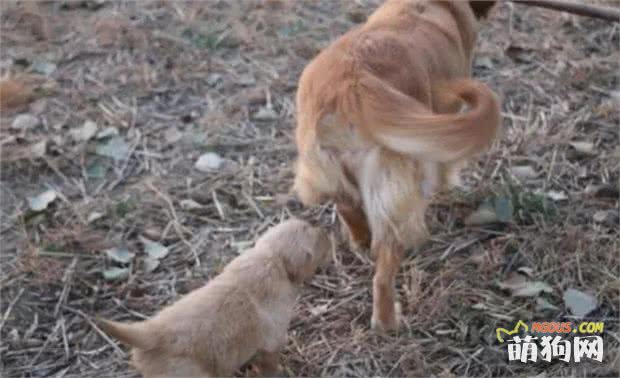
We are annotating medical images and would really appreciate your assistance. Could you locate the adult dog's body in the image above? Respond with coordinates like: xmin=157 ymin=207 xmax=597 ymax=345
xmin=294 ymin=0 xmax=499 ymax=331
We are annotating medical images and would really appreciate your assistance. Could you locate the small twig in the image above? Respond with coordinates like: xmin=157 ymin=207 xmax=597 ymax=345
xmin=212 ymin=189 xmax=226 ymax=220
xmin=60 ymin=317 xmax=70 ymax=359
xmin=0 ymin=288 xmax=25 ymax=333
xmin=439 ymin=237 xmax=485 ymax=261
xmin=152 ymin=30 xmax=192 ymax=47
xmin=290 ymin=291 xmax=365 ymax=330
xmin=511 ymin=0 xmax=620 ymax=23
xmin=62 ymin=306 xmax=126 ymax=357
xmin=111 ymin=298 xmax=149 ymax=320
xmin=147 ymin=181 xmax=200 ymax=266
xmin=242 ymin=191 xmax=265 ymax=219
xmin=54 ymin=257 xmax=77 ymax=317
xmin=28 ymin=322 xmax=62 ymax=368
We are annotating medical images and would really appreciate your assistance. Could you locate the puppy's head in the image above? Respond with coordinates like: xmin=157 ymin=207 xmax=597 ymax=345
xmin=468 ymin=1 xmax=497 ymax=19
xmin=255 ymin=218 xmax=332 ymax=284
xmin=98 ymin=318 xmax=204 ymax=377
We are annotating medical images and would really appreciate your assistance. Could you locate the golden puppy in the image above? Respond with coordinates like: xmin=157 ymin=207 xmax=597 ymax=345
xmin=99 ymin=219 xmax=332 ymax=377
xmin=294 ymin=0 xmax=500 ymax=332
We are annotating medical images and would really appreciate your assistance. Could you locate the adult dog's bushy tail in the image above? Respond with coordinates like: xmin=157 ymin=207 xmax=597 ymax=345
xmin=337 ymin=73 xmax=501 ymax=162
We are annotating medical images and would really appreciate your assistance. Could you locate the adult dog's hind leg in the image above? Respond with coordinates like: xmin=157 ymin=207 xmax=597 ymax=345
xmin=360 ymin=151 xmax=428 ymax=332
xmin=371 ymin=241 xmax=404 ymax=332
xmin=337 ymin=202 xmax=371 ymax=251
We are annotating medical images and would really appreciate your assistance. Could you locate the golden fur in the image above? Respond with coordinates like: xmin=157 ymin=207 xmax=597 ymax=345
xmin=99 ymin=219 xmax=332 ymax=377
xmin=293 ymin=0 xmax=499 ymax=331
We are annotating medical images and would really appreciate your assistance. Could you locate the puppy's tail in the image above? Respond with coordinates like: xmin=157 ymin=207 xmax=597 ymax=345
xmin=338 ymin=73 xmax=501 ymax=162
xmin=97 ymin=317 xmax=157 ymax=350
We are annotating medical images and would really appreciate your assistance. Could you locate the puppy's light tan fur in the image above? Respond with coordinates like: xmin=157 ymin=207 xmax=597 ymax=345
xmin=294 ymin=0 xmax=499 ymax=332
xmin=99 ymin=219 xmax=332 ymax=378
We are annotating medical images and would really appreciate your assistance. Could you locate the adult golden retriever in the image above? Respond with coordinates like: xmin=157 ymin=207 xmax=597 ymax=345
xmin=294 ymin=0 xmax=499 ymax=332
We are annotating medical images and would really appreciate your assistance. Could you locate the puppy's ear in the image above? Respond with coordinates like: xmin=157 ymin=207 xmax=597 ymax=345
xmin=282 ymin=247 xmax=314 ymax=284
xmin=312 ymin=227 xmax=333 ymax=269
xmin=469 ymin=1 xmax=496 ymax=19
xmin=282 ymin=227 xmax=332 ymax=284
xmin=98 ymin=318 xmax=157 ymax=350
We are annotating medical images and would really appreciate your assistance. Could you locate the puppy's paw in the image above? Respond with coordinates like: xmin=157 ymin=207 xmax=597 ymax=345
xmin=370 ymin=302 xmax=402 ymax=333
xmin=249 ymin=351 xmax=281 ymax=377
xmin=249 ymin=364 xmax=281 ymax=378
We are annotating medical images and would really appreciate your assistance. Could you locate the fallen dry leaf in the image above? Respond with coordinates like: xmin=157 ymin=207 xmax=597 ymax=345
xmin=569 ymin=141 xmax=595 ymax=155
xmin=546 ymin=190 xmax=568 ymax=202
xmin=465 ymin=205 xmax=498 ymax=226
xmin=95 ymin=136 xmax=131 ymax=160
xmin=102 ymin=267 xmax=130 ymax=281
xmin=27 ymin=189 xmax=57 ymax=212
xmin=11 ymin=114 xmax=39 ymax=130
xmin=105 ymin=247 xmax=135 ymax=264
xmin=563 ymin=288 xmax=597 ymax=318
xmin=498 ymin=272 xmax=553 ymax=297
xmin=139 ymin=236 xmax=169 ymax=260
xmin=510 ymin=165 xmax=537 ymax=180
xmin=195 ymin=152 xmax=223 ymax=172
xmin=70 ymin=120 xmax=98 ymax=142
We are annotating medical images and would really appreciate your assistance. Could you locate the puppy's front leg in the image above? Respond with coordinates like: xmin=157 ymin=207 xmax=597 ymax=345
xmin=251 ymin=350 xmax=281 ymax=377
xmin=371 ymin=242 xmax=404 ymax=332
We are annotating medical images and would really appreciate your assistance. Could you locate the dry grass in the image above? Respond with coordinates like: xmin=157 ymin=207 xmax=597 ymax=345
xmin=1 ymin=1 xmax=618 ymax=377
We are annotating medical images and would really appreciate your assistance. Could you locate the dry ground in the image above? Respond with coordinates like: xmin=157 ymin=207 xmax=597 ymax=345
xmin=1 ymin=1 xmax=619 ymax=377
